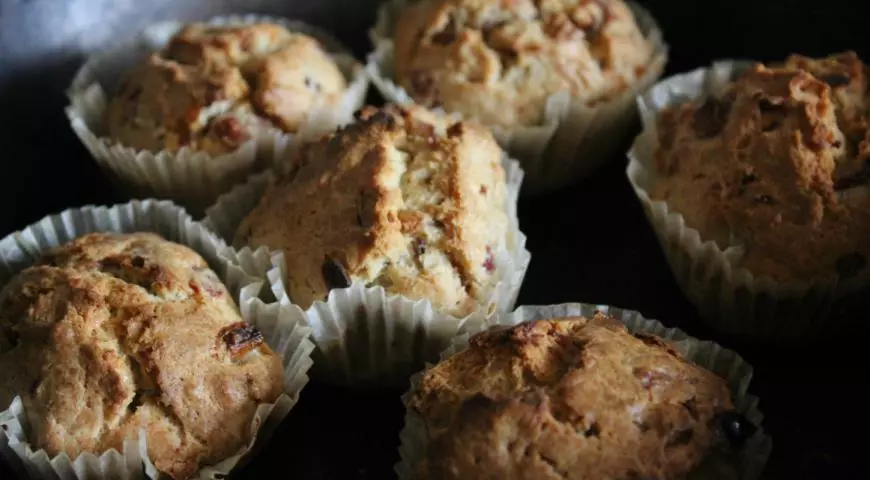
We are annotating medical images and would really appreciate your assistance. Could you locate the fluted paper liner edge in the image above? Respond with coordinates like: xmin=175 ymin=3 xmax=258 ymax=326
xmin=65 ymin=14 xmax=370 ymax=214
xmin=203 ymin=153 xmax=530 ymax=387
xmin=365 ymin=0 xmax=668 ymax=194
xmin=0 ymin=200 xmax=315 ymax=479
xmin=625 ymin=61 xmax=869 ymax=341
xmin=395 ymin=303 xmax=771 ymax=479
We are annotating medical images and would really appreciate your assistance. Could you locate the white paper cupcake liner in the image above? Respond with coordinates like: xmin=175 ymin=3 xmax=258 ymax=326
xmin=0 ymin=200 xmax=315 ymax=479
xmin=65 ymin=14 xmax=370 ymax=215
xmin=396 ymin=303 xmax=772 ymax=480
xmin=202 ymin=152 xmax=530 ymax=387
xmin=626 ymin=61 xmax=870 ymax=343
xmin=366 ymin=0 xmax=668 ymax=194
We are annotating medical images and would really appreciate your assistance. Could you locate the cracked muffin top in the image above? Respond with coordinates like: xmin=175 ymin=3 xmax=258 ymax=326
xmin=650 ymin=51 xmax=870 ymax=283
xmin=105 ymin=22 xmax=348 ymax=156
xmin=392 ymin=0 xmax=653 ymax=129
xmin=407 ymin=315 xmax=740 ymax=479
xmin=234 ymin=104 xmax=510 ymax=317
xmin=0 ymin=233 xmax=284 ymax=480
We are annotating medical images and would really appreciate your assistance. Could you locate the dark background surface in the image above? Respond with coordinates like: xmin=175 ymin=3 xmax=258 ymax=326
xmin=2 ymin=0 xmax=870 ymax=478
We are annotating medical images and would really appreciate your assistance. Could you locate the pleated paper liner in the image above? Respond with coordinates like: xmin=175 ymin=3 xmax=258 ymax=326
xmin=65 ymin=14 xmax=370 ymax=215
xmin=365 ymin=0 xmax=668 ymax=194
xmin=626 ymin=61 xmax=870 ymax=344
xmin=203 ymin=152 xmax=531 ymax=387
xmin=0 ymin=200 xmax=315 ymax=479
xmin=396 ymin=302 xmax=772 ymax=480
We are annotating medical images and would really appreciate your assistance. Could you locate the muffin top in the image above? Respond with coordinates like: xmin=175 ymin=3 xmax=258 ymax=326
xmin=650 ymin=51 xmax=870 ymax=282
xmin=408 ymin=314 xmax=736 ymax=479
xmin=0 ymin=233 xmax=284 ymax=480
xmin=392 ymin=0 xmax=652 ymax=129
xmin=105 ymin=22 xmax=348 ymax=155
xmin=234 ymin=104 xmax=510 ymax=316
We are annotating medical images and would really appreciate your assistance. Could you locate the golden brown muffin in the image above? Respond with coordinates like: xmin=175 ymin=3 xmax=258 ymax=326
xmin=0 ymin=233 xmax=284 ymax=480
xmin=105 ymin=23 xmax=348 ymax=155
xmin=408 ymin=315 xmax=737 ymax=479
xmin=392 ymin=0 xmax=653 ymax=129
xmin=234 ymin=104 xmax=510 ymax=316
xmin=650 ymin=51 xmax=870 ymax=282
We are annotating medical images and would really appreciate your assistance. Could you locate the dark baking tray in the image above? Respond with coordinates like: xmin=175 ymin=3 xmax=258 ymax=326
xmin=2 ymin=0 xmax=870 ymax=478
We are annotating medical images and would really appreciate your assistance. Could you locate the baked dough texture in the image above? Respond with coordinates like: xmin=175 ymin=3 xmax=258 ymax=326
xmin=105 ymin=22 xmax=348 ymax=155
xmin=234 ymin=104 xmax=510 ymax=317
xmin=393 ymin=0 xmax=653 ymax=128
xmin=408 ymin=314 xmax=735 ymax=479
xmin=0 ymin=233 xmax=284 ymax=480
xmin=651 ymin=51 xmax=870 ymax=282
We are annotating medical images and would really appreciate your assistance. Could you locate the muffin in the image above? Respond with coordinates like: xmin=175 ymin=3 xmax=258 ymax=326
xmin=235 ymin=104 xmax=512 ymax=317
xmin=651 ymin=51 xmax=870 ymax=282
xmin=0 ymin=232 xmax=285 ymax=480
xmin=628 ymin=51 xmax=870 ymax=341
xmin=66 ymin=16 xmax=369 ymax=212
xmin=105 ymin=23 xmax=348 ymax=156
xmin=402 ymin=311 xmax=765 ymax=479
xmin=392 ymin=0 xmax=652 ymax=129
xmin=368 ymin=0 xmax=666 ymax=192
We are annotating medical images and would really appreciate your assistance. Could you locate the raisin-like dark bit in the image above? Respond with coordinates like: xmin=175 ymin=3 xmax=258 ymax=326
xmin=322 ymin=256 xmax=352 ymax=289
xmin=681 ymin=397 xmax=700 ymax=420
xmin=446 ymin=122 xmax=464 ymax=138
xmin=219 ymin=322 xmax=265 ymax=359
xmin=716 ymin=411 xmax=758 ymax=447
xmin=128 ymin=391 xmax=144 ymax=412
xmin=835 ymin=252 xmax=866 ymax=279
xmin=692 ymin=97 xmax=732 ymax=138
xmin=666 ymin=428 xmax=694 ymax=447
xmin=132 ymin=256 xmax=146 ymax=268
xmin=757 ymin=97 xmax=784 ymax=112
xmin=413 ymin=237 xmax=427 ymax=256
xmin=821 ymin=73 xmax=850 ymax=88
xmin=430 ymin=16 xmax=458 ymax=45
xmin=304 ymin=76 xmax=322 ymax=92
xmin=357 ymin=190 xmax=378 ymax=228
xmin=483 ymin=246 xmax=496 ymax=273
xmin=584 ymin=422 xmax=601 ymax=438
xmin=741 ymin=172 xmax=757 ymax=185
xmin=100 ymin=257 xmax=123 ymax=270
